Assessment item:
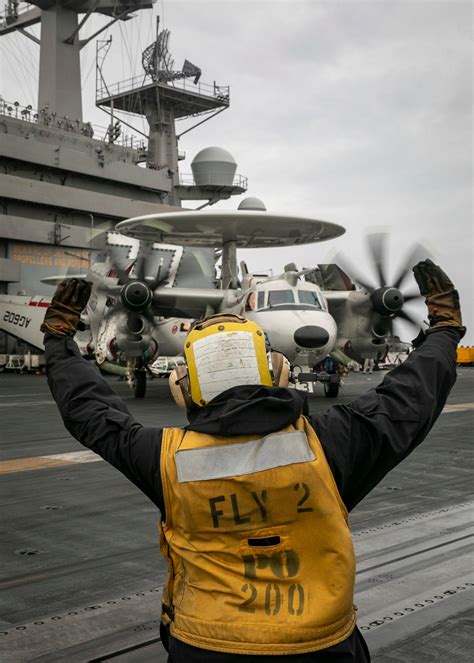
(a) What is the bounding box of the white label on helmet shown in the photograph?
[193,331,261,401]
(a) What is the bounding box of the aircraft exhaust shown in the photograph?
[127,314,146,336]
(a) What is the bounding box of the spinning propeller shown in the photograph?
[91,247,168,350]
[337,233,427,335]
[96,249,167,303]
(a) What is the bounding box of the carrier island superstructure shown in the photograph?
[0,0,248,353]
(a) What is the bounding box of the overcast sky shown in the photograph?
[1,0,472,342]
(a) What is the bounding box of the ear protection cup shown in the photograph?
[269,351,290,388]
[169,365,193,410]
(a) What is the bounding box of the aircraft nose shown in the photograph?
[294,325,330,348]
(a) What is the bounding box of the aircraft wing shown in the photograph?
[0,294,52,351]
[153,286,231,318]
[323,291,353,302]
[41,275,88,286]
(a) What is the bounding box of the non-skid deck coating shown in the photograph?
[0,369,472,662]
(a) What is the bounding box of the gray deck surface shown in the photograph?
[0,368,472,662]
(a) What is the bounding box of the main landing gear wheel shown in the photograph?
[324,381,340,398]
[134,370,146,398]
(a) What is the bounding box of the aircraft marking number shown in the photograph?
[3,311,31,328]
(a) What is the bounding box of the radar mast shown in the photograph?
[95,15,245,206]
[0,1,155,120]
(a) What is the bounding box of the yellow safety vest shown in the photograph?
[159,415,356,655]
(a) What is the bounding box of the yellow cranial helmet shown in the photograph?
[169,313,289,409]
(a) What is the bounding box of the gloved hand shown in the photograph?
[413,259,465,337]
[40,279,91,337]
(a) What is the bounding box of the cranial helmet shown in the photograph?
[169,313,290,409]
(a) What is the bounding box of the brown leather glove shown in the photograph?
[40,279,92,337]
[413,259,465,337]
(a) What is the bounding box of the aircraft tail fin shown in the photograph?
[0,295,51,350]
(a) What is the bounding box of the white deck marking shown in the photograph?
[46,450,101,463]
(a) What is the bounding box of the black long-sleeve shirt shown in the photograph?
[44,328,460,663]
[45,328,459,514]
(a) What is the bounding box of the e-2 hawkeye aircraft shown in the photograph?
[100,209,421,397]
[0,209,421,399]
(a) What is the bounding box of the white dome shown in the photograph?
[238,197,266,211]
[191,146,237,187]
[191,146,237,165]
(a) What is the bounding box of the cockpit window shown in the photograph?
[268,290,295,306]
[257,291,265,310]
[298,290,322,308]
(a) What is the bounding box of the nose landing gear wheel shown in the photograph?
[324,381,340,398]
[134,359,147,399]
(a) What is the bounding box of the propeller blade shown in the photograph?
[135,254,146,282]
[395,308,421,329]
[95,283,122,297]
[367,233,388,287]
[149,257,165,290]
[108,255,130,285]
[333,253,376,293]
[392,243,430,290]
[86,270,122,297]
[402,291,423,303]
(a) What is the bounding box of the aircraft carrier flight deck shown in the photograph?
[0,369,472,663]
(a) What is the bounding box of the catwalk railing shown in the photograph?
[96,74,230,105]
[0,99,148,151]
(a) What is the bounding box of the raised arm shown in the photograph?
[42,280,165,512]
[312,260,466,511]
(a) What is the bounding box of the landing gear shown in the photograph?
[292,364,341,398]
[133,358,147,399]
[324,380,340,398]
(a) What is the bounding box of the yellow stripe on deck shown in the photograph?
[443,402,474,413]
[0,450,101,475]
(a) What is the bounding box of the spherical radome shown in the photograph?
[191,146,237,186]
[191,146,237,165]
[238,197,267,211]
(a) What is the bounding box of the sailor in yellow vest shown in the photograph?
[42,260,465,662]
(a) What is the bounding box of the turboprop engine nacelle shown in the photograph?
[96,311,158,362]
[337,290,388,361]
